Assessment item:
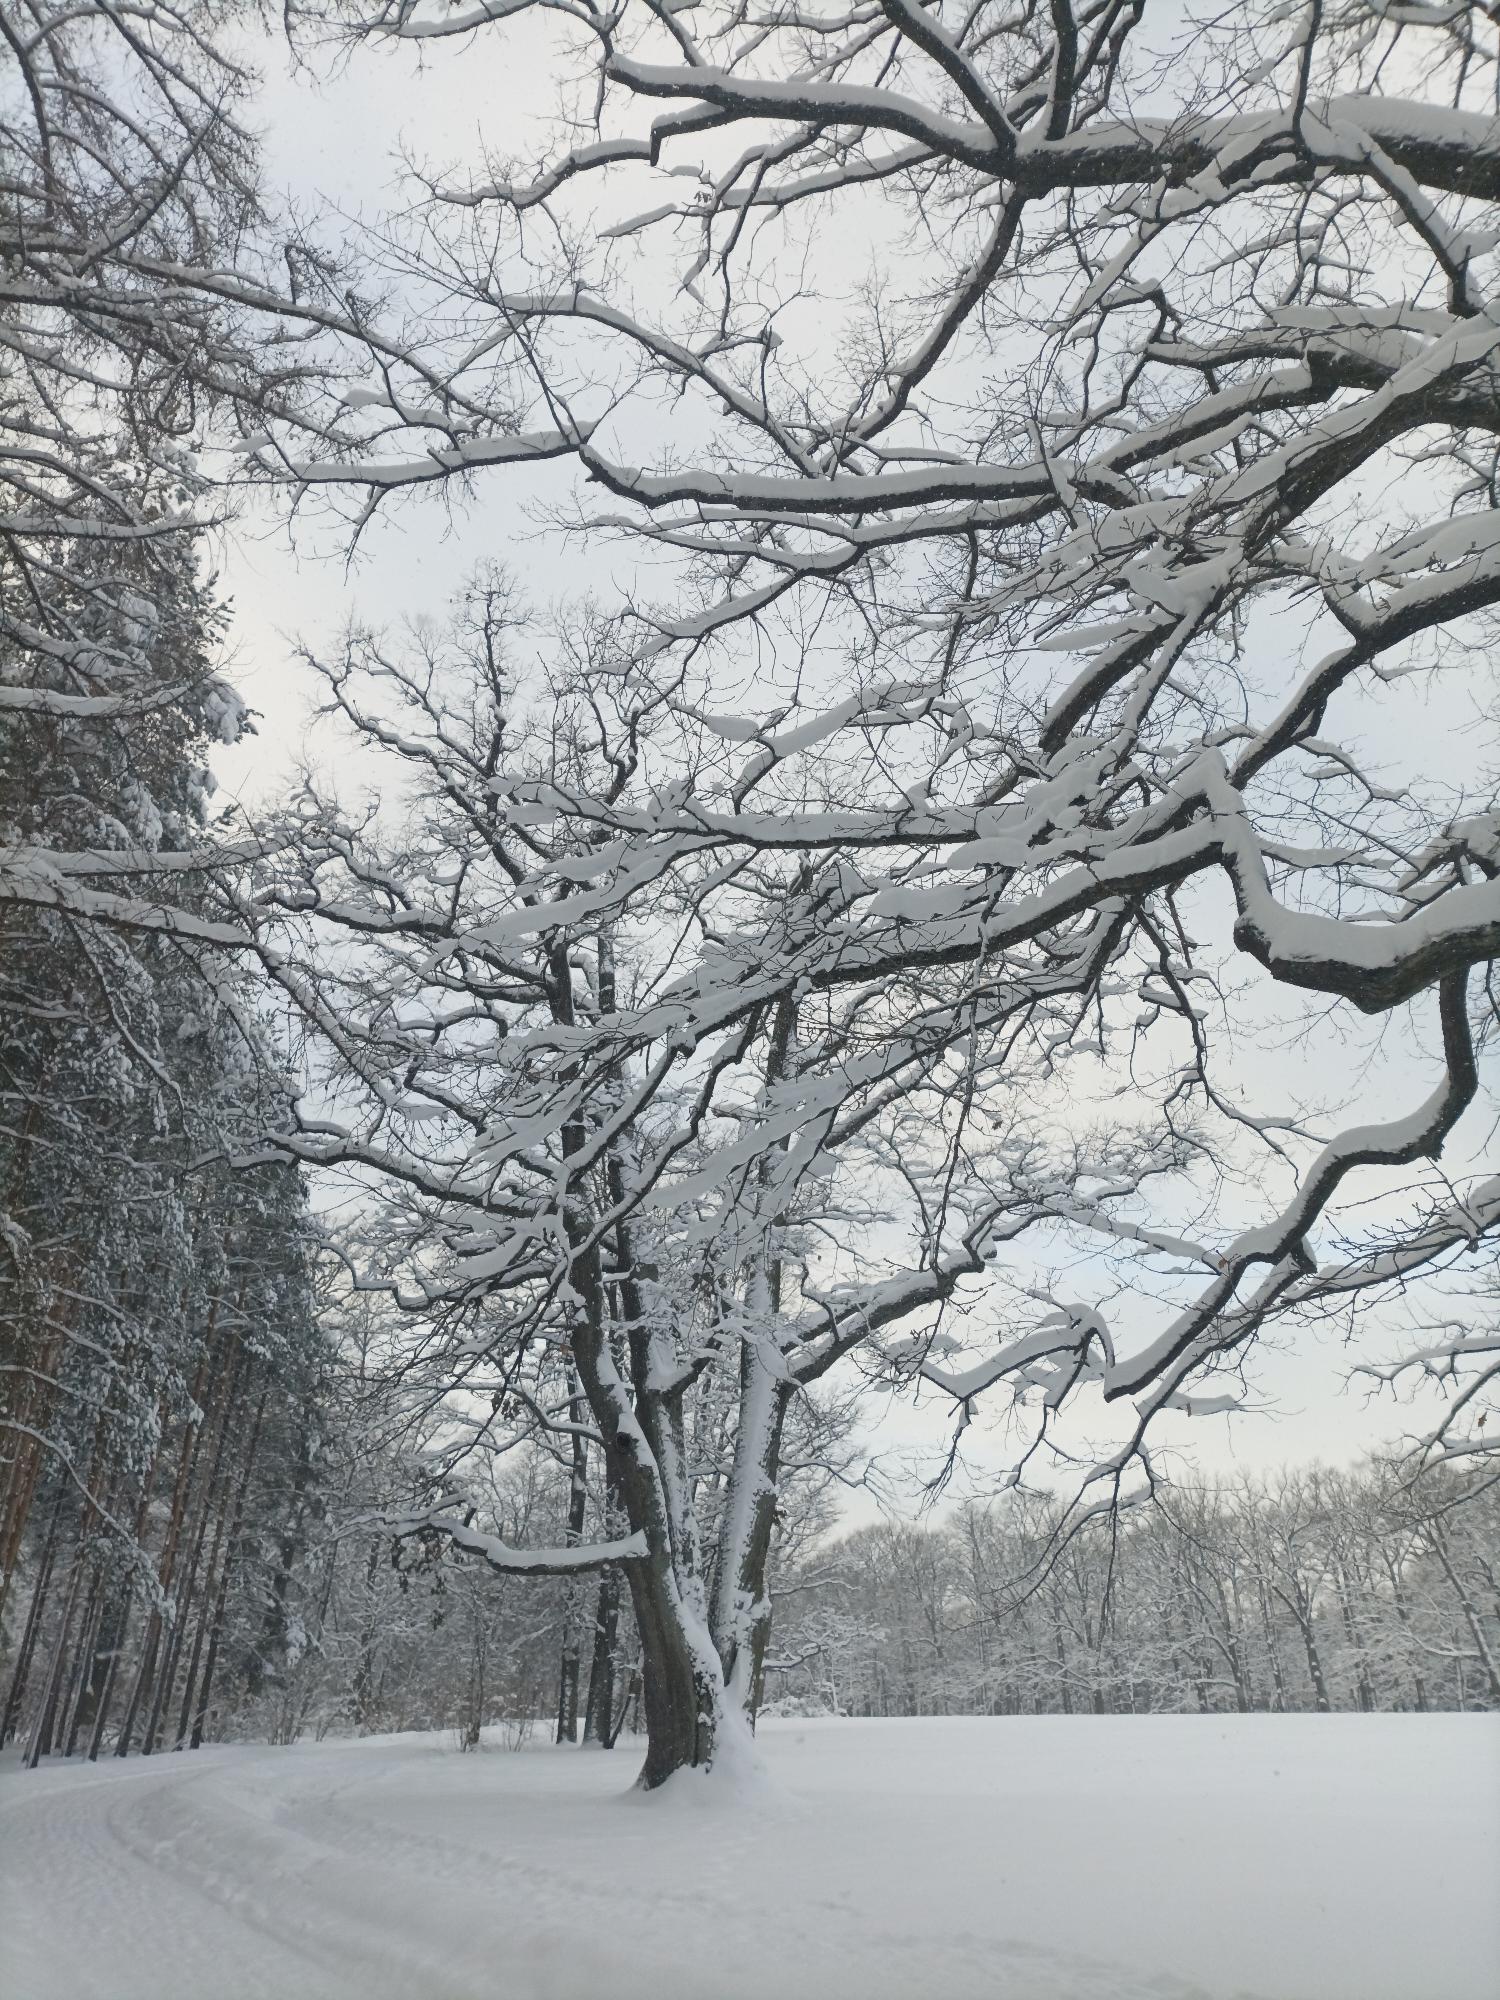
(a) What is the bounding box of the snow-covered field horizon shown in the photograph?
[3,1715,1494,2000]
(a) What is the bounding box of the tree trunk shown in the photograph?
[1052,1606,1073,1716]
[144,1348,247,1755]
[26,1541,88,1767]
[571,1233,728,1788]
[1276,1590,1333,1713]
[61,1574,106,1756]
[554,1377,589,1745]
[1335,1567,1375,1712]
[709,1341,791,1719]
[84,1590,131,1760]
[350,1540,384,1733]
[86,1430,170,1760]
[1,1478,65,1745]
[1384,1557,1428,1712]
[174,1462,237,1749]
[1427,1522,1500,1706]
[1256,1579,1288,1712]
[186,1385,268,1750]
[115,1337,220,1756]
[582,1558,623,1746]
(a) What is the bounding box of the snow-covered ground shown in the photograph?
[2,1715,1495,2000]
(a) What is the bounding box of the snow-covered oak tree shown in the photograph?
[249,577,885,1783]
[240,0,1500,1781]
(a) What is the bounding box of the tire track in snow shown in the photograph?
[1,1752,343,2000]
[3,1735,1238,2000]
[239,1742,1227,2000]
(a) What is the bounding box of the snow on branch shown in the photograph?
[380,1506,647,1575]
[234,0,1500,1611]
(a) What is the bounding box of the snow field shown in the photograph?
[1,1714,1495,2000]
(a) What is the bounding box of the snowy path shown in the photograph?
[2,1716,1495,2000]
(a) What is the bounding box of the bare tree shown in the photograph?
[767,1459,1500,1718]
[224,0,1500,1782]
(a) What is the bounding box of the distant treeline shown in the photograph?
[764,1466,1500,1719]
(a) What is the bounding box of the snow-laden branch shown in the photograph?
[380,1506,647,1575]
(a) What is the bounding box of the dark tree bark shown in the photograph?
[554,1376,589,1745]
[1,1479,65,1746]
[115,1336,221,1757]
[186,1385,269,1749]
[144,1346,248,1755]
[582,1559,623,1747]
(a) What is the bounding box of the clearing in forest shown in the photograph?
[2,1714,1495,2000]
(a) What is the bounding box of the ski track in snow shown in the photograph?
[2,1715,1496,2000]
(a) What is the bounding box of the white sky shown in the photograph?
[210,26,1497,1521]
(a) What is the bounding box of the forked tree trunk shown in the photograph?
[622,1562,723,1787]
[555,946,723,1788]
[563,980,787,1786]
[567,1228,731,1787]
